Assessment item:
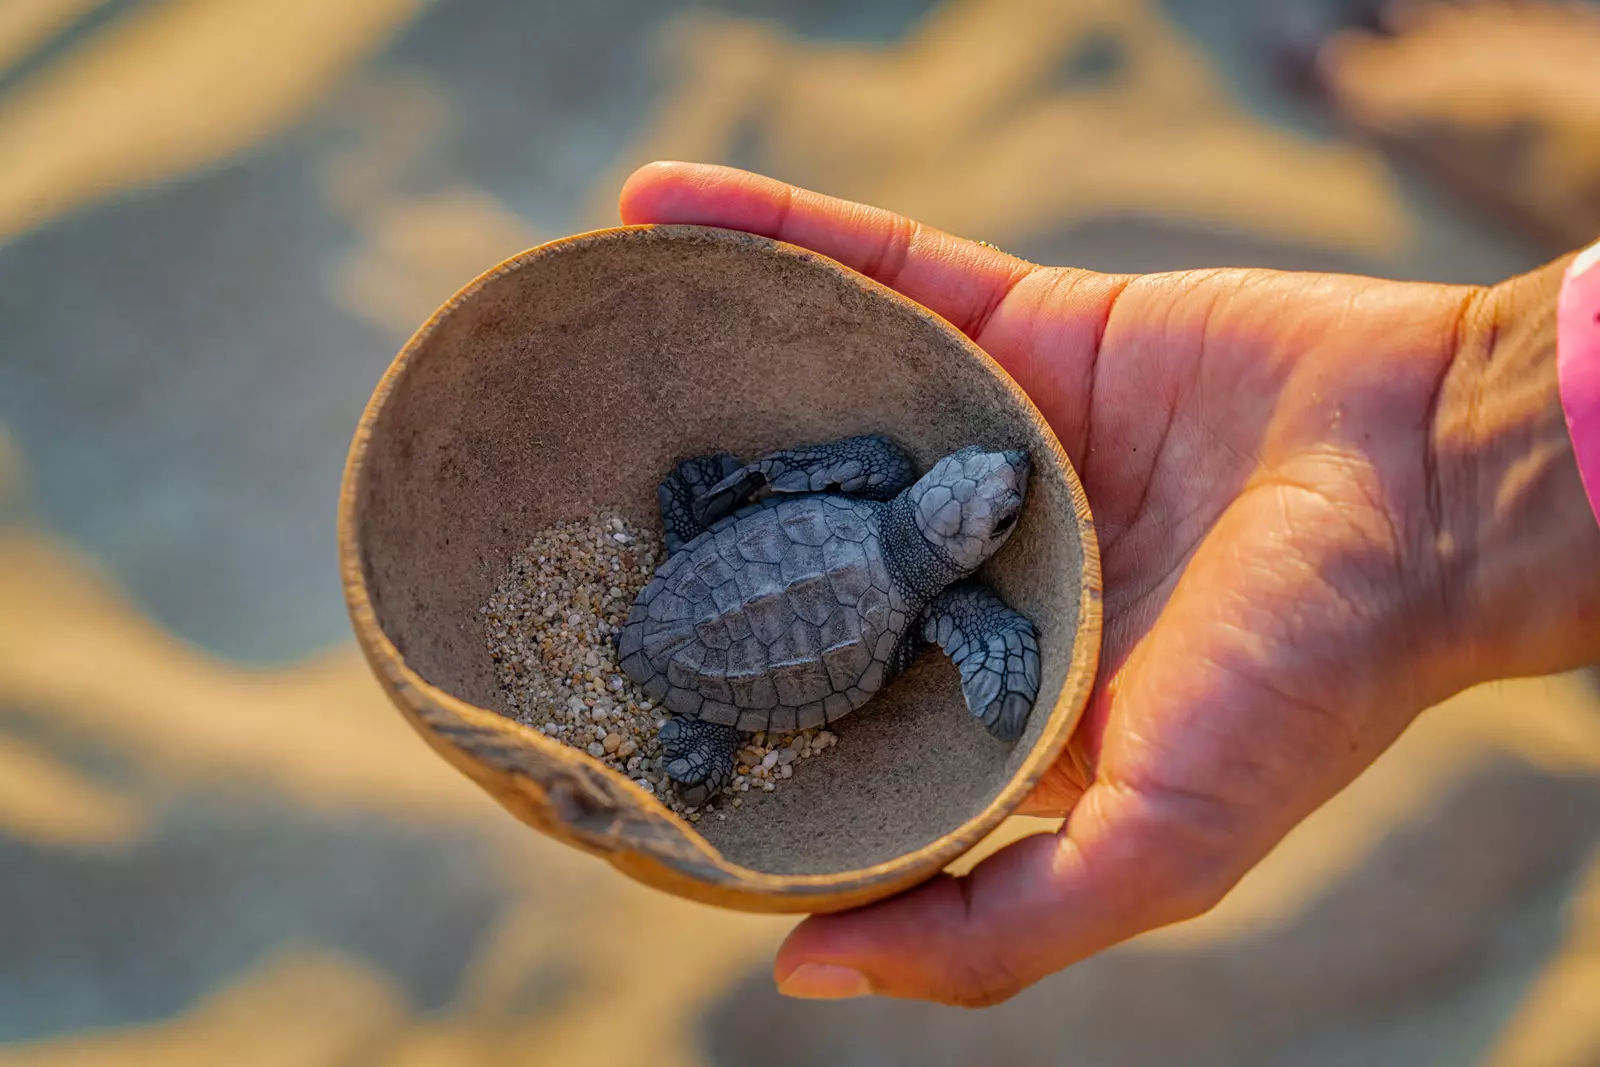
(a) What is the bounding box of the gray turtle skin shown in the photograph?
[618,435,1040,807]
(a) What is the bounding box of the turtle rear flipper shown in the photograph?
[694,434,916,526]
[659,715,741,808]
[658,453,741,552]
[921,581,1040,743]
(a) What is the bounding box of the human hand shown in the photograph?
[619,162,1600,1006]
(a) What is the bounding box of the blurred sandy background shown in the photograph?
[1,0,1599,1063]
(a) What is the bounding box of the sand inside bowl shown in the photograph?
[481,510,841,821]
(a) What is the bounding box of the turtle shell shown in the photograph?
[619,495,913,733]
[341,223,1103,912]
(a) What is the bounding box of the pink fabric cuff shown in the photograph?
[1560,240,1600,528]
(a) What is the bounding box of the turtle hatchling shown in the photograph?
[617,434,1041,807]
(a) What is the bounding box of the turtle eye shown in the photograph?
[993,512,1017,534]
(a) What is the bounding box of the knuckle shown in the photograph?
[937,953,1029,1009]
[1165,877,1229,923]
[1097,778,1247,926]
[1140,849,1235,924]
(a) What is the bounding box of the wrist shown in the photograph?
[1431,254,1600,686]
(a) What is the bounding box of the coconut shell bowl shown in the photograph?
[339,224,1101,914]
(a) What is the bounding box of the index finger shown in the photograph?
[619,161,1036,340]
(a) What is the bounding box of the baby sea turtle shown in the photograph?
[618,435,1041,807]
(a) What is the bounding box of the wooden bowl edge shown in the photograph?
[336,223,1103,913]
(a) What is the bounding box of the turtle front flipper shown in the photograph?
[921,581,1040,743]
[658,453,741,553]
[694,434,916,526]
[659,715,742,809]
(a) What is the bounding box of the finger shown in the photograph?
[774,779,1249,1006]
[619,162,1129,462]
[619,161,1036,340]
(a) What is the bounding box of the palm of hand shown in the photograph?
[1017,270,1458,831]
[621,162,1471,1005]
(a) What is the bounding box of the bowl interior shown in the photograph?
[353,226,1091,877]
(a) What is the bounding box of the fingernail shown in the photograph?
[777,963,873,1000]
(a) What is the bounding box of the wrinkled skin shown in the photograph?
[617,161,1600,1007]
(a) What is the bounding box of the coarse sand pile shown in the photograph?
[483,511,840,822]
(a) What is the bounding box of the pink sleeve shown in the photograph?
[1560,240,1600,528]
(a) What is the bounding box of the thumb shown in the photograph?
[773,779,1243,1007]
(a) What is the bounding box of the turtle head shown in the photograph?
[906,446,1030,574]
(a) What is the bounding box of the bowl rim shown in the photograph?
[338,223,1103,911]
